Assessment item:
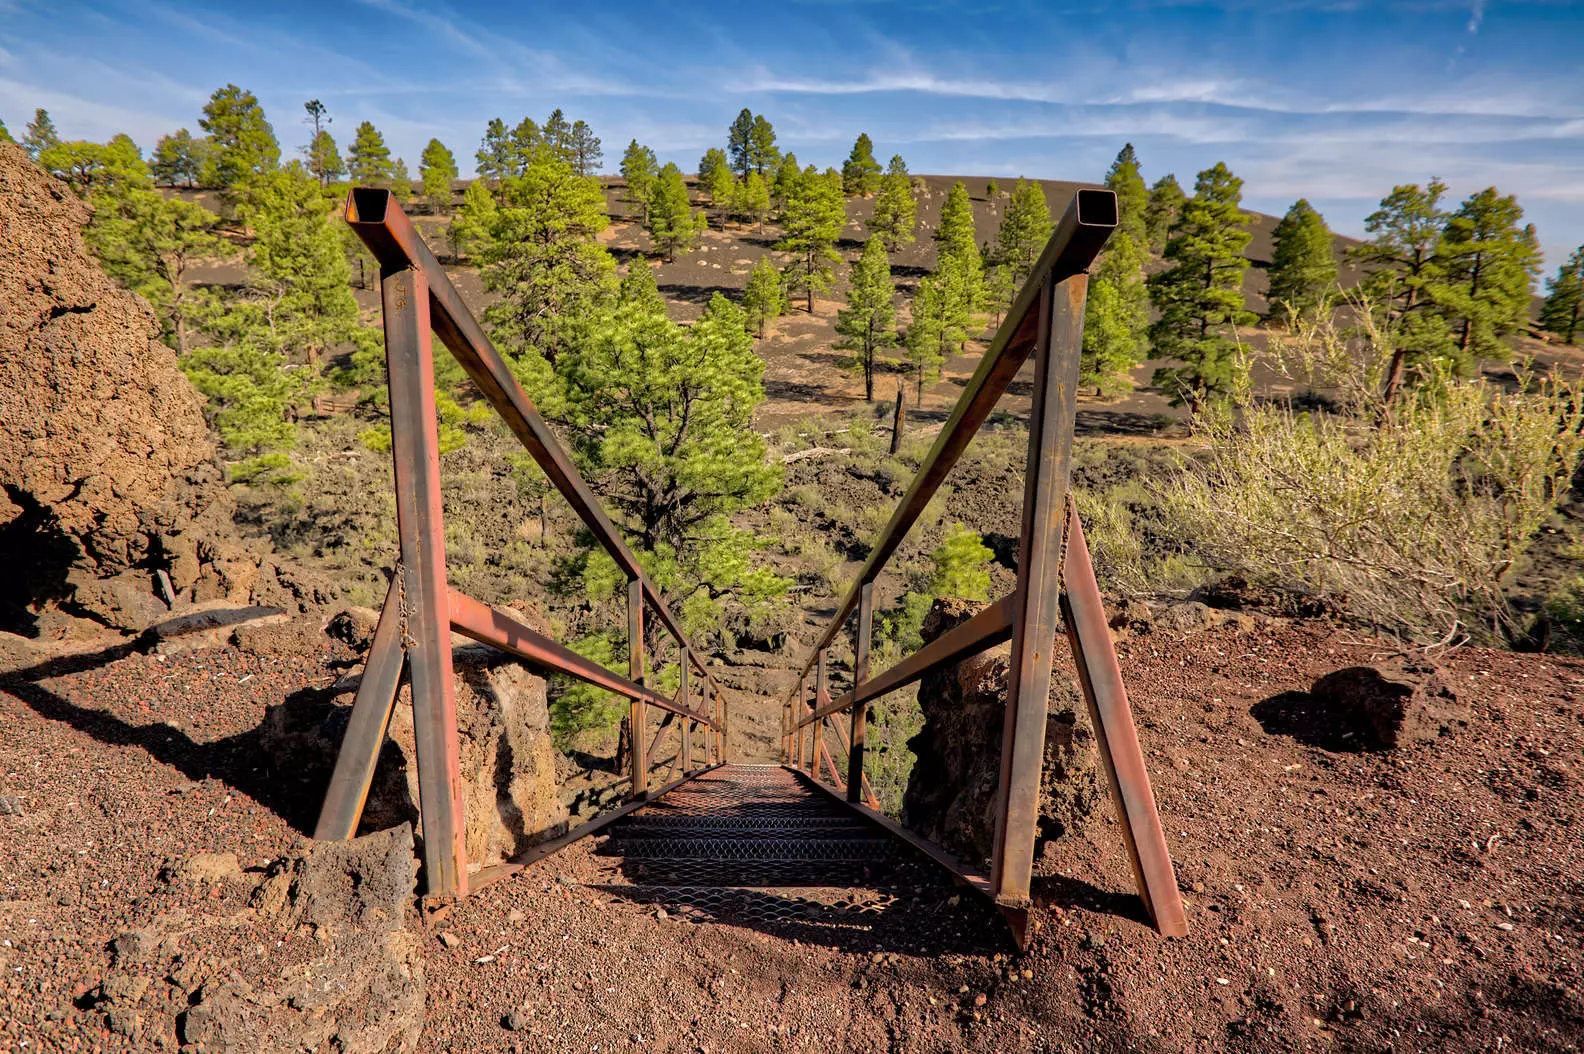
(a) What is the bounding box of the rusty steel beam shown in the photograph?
[628,579,648,797]
[382,265,468,898]
[989,272,1084,908]
[848,582,873,803]
[680,664,692,773]
[799,593,1016,728]
[447,589,717,728]
[795,189,1119,684]
[1061,512,1189,938]
[344,188,712,706]
[314,579,404,841]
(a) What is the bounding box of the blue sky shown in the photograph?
[2,0,1580,266]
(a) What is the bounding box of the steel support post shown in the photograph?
[383,265,467,898]
[681,662,692,773]
[1061,511,1189,937]
[315,580,404,840]
[990,273,1085,907]
[628,578,647,797]
[847,582,873,803]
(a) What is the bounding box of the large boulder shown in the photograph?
[94,826,425,1053]
[263,624,569,868]
[0,143,265,635]
[901,598,1102,869]
[1309,661,1468,750]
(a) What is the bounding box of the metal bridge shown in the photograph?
[312,186,1186,950]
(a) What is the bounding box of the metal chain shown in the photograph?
[394,558,417,651]
[1056,490,1075,586]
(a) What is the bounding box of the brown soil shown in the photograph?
[4,620,1580,1052]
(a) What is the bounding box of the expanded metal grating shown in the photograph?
[584,764,910,932]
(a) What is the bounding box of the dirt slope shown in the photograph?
[3,620,1579,1052]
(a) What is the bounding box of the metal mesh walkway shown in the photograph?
[587,765,913,932]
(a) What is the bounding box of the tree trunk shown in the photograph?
[889,381,906,454]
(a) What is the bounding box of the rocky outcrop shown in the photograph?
[0,143,274,636]
[1309,661,1469,750]
[262,627,569,868]
[901,598,1102,868]
[93,826,425,1053]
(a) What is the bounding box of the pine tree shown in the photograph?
[777,166,845,312]
[842,133,881,196]
[904,273,957,399]
[985,180,999,199]
[1081,147,1151,393]
[390,157,412,203]
[741,256,786,339]
[510,117,541,174]
[725,171,769,229]
[618,256,668,316]
[0,118,11,144]
[85,180,222,354]
[868,155,916,252]
[1540,245,1584,344]
[449,178,497,261]
[699,147,733,221]
[772,153,801,210]
[1439,187,1541,365]
[988,177,1051,303]
[151,129,204,188]
[419,138,458,214]
[727,109,756,178]
[547,292,783,618]
[646,163,707,261]
[835,236,898,400]
[301,100,336,186]
[476,118,513,186]
[542,109,573,164]
[749,115,779,175]
[620,139,658,222]
[569,120,602,177]
[198,85,279,188]
[39,137,151,194]
[1351,180,1456,400]
[1266,199,1338,320]
[480,150,615,363]
[346,121,392,185]
[1144,173,1184,255]
[934,180,984,327]
[1147,162,1254,410]
[23,108,59,160]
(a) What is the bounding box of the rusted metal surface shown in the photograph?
[1061,511,1189,938]
[382,264,468,898]
[313,580,403,841]
[847,582,872,804]
[799,593,1016,727]
[990,272,1085,908]
[447,589,716,727]
[628,578,648,797]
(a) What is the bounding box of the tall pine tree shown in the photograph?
[569,120,602,177]
[347,121,392,186]
[199,85,279,189]
[1265,199,1338,321]
[933,180,983,332]
[1144,173,1184,255]
[1439,187,1540,365]
[620,139,658,223]
[867,155,917,252]
[835,236,898,400]
[988,177,1052,305]
[151,129,204,188]
[1540,245,1584,345]
[476,118,513,186]
[1147,162,1254,410]
[1082,146,1150,393]
[777,167,845,312]
[23,108,59,159]
[727,109,756,177]
[742,256,786,339]
[646,162,707,261]
[842,133,881,196]
[419,138,457,214]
